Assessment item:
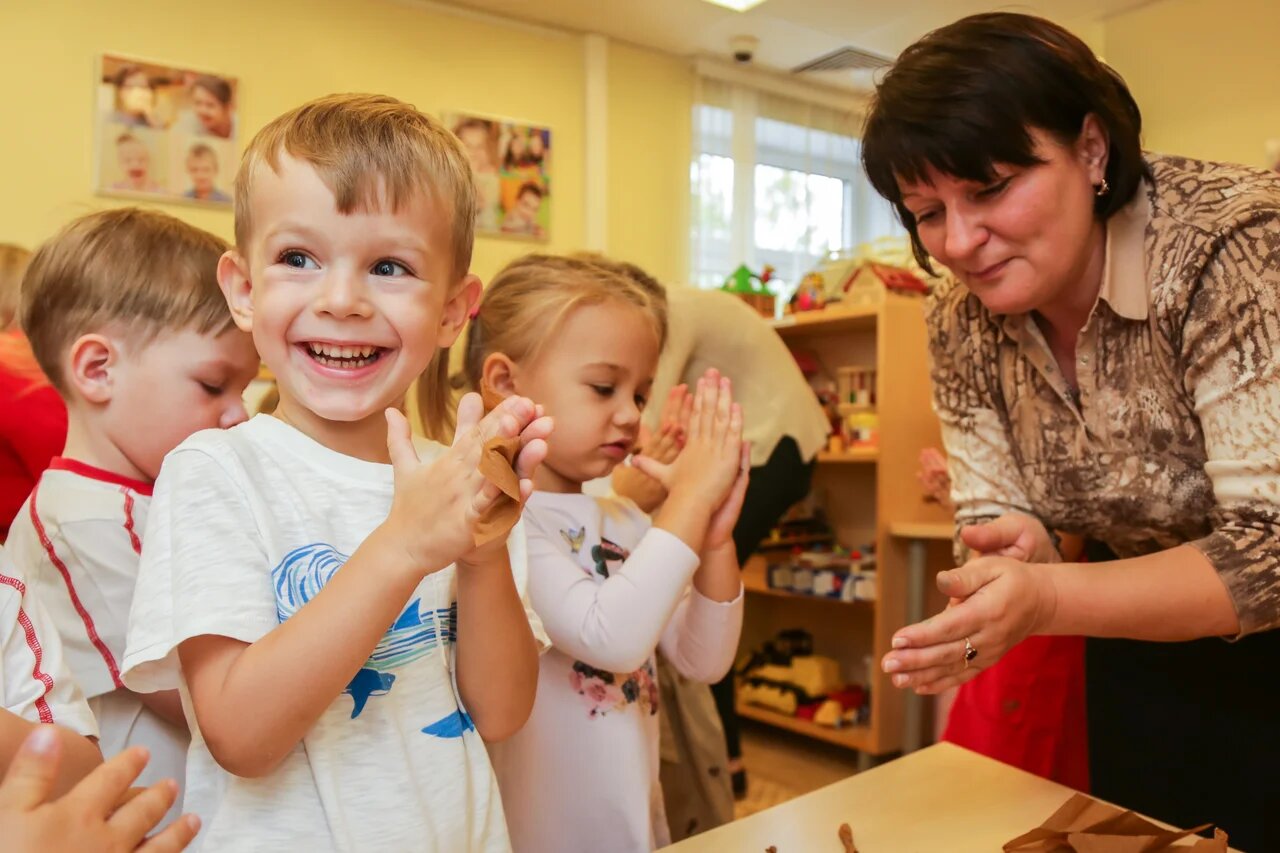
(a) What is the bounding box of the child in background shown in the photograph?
[0,244,30,332]
[470,254,748,853]
[110,134,164,194]
[0,544,100,796]
[182,144,231,203]
[0,544,202,850]
[121,93,550,851]
[5,208,259,827]
[0,245,66,542]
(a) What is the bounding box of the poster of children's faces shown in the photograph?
[445,112,551,241]
[95,54,238,207]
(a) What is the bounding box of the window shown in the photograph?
[689,77,902,291]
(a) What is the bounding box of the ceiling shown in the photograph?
[425,0,1164,90]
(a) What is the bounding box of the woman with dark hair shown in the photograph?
[867,13,1280,849]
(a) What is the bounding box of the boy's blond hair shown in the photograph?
[0,243,32,331]
[19,208,234,394]
[235,93,478,439]
[455,254,668,417]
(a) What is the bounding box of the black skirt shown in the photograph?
[1084,543,1280,852]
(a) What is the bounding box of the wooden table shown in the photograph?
[666,742,1229,851]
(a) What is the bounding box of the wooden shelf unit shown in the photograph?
[734,701,872,751]
[738,295,952,758]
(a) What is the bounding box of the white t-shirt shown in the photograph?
[0,544,97,736]
[6,460,187,818]
[122,415,547,852]
[489,492,743,853]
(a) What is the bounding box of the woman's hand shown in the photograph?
[959,513,1062,563]
[880,555,1059,694]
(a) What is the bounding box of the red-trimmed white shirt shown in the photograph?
[6,458,187,818]
[0,544,96,736]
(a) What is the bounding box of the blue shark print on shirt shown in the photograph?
[422,709,475,738]
[346,668,395,717]
[272,543,458,719]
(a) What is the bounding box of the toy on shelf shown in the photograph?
[811,686,869,729]
[842,261,930,304]
[789,272,827,313]
[766,544,877,603]
[843,410,879,449]
[789,347,822,383]
[794,252,861,309]
[874,262,930,296]
[831,366,878,450]
[722,262,777,317]
[783,236,937,315]
[815,382,839,415]
[759,495,833,551]
[837,366,876,410]
[737,629,870,728]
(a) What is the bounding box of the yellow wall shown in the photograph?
[605,42,693,286]
[0,0,695,283]
[1102,0,1280,168]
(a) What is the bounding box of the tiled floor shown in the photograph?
[733,720,864,819]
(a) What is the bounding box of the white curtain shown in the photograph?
[689,75,903,291]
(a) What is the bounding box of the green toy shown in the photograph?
[721,263,774,294]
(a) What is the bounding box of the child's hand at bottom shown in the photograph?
[0,727,199,853]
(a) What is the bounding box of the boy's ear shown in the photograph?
[437,274,481,348]
[481,351,521,400]
[217,250,255,333]
[67,333,119,405]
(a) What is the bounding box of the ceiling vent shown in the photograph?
[791,45,892,74]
